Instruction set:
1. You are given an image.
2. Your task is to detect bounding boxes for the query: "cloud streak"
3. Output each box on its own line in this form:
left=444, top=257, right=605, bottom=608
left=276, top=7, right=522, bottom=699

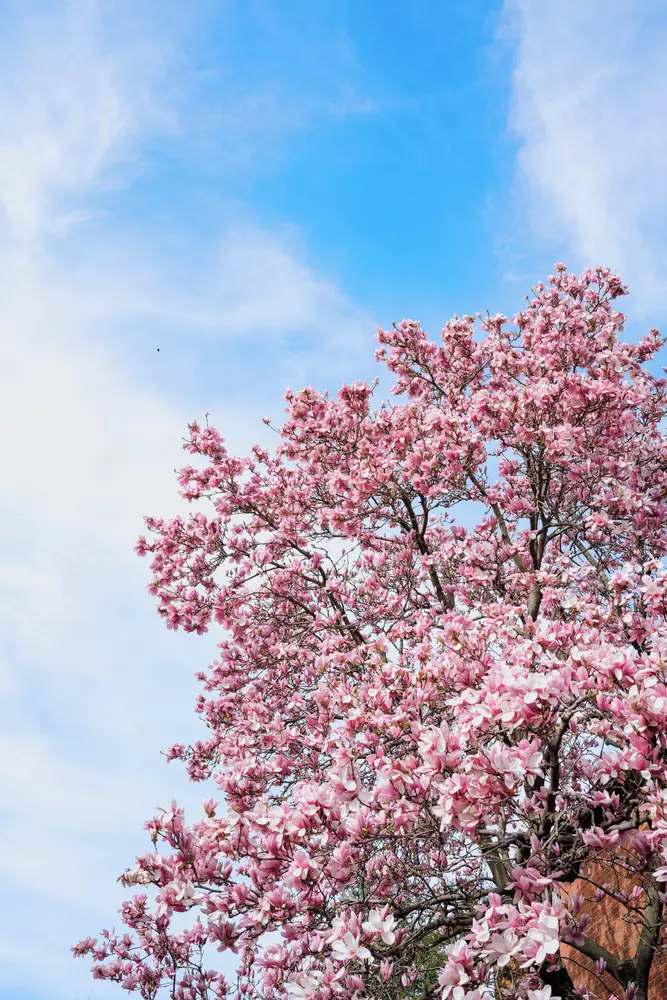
left=507, top=0, right=667, bottom=313
left=0, top=3, right=374, bottom=997
left=0, top=0, right=175, bottom=241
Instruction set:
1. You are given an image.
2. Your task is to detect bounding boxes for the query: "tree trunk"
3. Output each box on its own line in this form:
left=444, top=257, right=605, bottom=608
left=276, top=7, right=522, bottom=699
left=539, top=961, right=581, bottom=1000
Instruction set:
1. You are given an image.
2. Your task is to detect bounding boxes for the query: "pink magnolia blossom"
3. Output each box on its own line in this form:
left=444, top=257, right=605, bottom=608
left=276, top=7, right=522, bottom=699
left=361, top=907, right=396, bottom=945
left=438, top=960, right=470, bottom=998
left=528, top=989, right=559, bottom=1000
left=482, top=929, right=519, bottom=967
left=329, top=932, right=372, bottom=963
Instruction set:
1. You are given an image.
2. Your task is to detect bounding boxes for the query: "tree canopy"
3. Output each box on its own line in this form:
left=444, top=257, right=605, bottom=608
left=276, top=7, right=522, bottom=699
left=77, top=267, right=667, bottom=1000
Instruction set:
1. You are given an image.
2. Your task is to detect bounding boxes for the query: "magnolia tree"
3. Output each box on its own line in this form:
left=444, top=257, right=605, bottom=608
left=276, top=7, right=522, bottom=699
left=77, top=267, right=667, bottom=1000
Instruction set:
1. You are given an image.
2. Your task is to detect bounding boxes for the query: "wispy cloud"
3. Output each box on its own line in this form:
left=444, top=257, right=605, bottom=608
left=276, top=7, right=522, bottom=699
left=0, top=6, right=207, bottom=988
left=0, top=0, right=175, bottom=241
left=506, top=0, right=667, bottom=313
left=0, top=3, right=374, bottom=997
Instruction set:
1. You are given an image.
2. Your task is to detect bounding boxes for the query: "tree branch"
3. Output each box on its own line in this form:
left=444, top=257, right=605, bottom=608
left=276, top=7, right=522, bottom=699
left=633, top=875, right=663, bottom=991
left=563, top=935, right=627, bottom=987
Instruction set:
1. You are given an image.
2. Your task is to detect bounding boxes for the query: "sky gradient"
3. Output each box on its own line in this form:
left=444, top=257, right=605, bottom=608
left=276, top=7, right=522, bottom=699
left=2, top=2, right=667, bottom=998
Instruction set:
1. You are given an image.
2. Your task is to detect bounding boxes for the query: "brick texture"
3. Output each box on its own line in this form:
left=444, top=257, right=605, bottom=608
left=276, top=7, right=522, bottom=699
left=560, top=854, right=667, bottom=999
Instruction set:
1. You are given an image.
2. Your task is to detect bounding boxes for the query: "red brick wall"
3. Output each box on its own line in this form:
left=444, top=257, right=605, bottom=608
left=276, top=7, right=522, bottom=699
left=560, top=854, right=667, bottom=998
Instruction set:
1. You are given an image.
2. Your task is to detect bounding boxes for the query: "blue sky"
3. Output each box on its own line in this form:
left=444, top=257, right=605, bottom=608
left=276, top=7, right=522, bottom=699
left=2, top=1, right=667, bottom=998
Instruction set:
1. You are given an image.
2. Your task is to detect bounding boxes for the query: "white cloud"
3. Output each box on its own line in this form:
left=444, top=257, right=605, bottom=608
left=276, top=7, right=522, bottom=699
left=506, top=0, right=667, bottom=313
left=56, top=222, right=373, bottom=373
left=0, top=0, right=173, bottom=241
left=0, top=3, right=374, bottom=997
